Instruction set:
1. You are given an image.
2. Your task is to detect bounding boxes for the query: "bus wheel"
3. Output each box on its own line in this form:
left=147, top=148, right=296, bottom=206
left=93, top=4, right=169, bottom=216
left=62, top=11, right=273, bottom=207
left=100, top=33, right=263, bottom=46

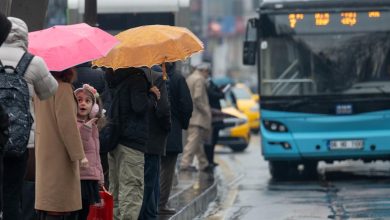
left=269, top=161, right=299, bottom=180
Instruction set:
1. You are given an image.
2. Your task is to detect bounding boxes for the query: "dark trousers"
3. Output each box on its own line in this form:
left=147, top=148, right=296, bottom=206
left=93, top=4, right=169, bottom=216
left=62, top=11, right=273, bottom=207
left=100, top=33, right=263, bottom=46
left=0, top=153, right=3, bottom=220
left=138, top=154, right=160, bottom=220
left=22, top=148, right=37, bottom=220
left=22, top=181, right=36, bottom=220
left=3, top=150, right=28, bottom=220
left=204, top=127, right=220, bottom=164
left=100, top=153, right=109, bottom=189
left=77, top=199, right=90, bottom=220
left=159, top=153, right=178, bottom=208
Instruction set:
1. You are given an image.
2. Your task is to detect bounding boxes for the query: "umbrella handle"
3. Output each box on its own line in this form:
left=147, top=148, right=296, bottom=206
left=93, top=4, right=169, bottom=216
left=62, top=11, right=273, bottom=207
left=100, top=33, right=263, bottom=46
left=162, top=62, right=167, bottom=80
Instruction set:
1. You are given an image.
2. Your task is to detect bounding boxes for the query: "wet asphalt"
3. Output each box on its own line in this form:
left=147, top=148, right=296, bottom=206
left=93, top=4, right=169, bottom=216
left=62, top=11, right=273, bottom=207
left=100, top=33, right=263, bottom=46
left=200, top=134, right=390, bottom=220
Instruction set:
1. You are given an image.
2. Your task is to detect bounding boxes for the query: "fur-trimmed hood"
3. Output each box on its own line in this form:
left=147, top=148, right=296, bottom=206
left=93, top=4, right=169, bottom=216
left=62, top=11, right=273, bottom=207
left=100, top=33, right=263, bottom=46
left=4, top=17, right=28, bottom=51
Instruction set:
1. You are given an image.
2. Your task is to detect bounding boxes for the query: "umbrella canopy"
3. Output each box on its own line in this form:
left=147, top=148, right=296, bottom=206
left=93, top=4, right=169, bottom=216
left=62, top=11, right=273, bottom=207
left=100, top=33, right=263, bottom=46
left=28, top=23, right=119, bottom=71
left=92, top=25, right=204, bottom=70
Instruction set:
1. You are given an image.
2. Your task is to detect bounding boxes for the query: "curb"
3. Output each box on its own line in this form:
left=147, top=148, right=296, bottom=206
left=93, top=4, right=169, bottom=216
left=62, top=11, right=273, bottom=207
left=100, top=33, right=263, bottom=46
left=168, top=173, right=218, bottom=220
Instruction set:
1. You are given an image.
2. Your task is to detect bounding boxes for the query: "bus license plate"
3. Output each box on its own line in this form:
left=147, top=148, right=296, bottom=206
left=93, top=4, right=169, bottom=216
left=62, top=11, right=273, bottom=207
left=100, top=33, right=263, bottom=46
left=329, top=140, right=363, bottom=150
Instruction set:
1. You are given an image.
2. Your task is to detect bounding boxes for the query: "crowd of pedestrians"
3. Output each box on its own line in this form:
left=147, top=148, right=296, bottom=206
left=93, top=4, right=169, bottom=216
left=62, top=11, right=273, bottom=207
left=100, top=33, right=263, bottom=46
left=0, top=14, right=225, bottom=220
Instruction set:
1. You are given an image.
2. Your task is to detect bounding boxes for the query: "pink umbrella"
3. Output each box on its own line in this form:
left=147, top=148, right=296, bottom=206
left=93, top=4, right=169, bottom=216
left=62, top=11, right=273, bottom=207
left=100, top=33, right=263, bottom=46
left=28, top=23, right=119, bottom=71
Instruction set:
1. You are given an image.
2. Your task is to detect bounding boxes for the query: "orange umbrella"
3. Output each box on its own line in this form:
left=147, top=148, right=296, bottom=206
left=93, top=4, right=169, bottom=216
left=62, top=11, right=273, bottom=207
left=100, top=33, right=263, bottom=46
left=92, top=25, right=203, bottom=78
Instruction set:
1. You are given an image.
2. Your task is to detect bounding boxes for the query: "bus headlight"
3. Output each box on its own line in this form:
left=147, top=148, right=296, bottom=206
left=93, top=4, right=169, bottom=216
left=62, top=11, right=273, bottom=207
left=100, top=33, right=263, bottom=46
left=263, top=120, right=288, bottom=132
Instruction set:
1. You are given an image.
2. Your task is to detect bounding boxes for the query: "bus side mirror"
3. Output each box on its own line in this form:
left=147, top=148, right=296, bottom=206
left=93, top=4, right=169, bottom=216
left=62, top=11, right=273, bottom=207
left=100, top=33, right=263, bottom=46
left=243, top=18, right=258, bottom=66
left=243, top=41, right=257, bottom=65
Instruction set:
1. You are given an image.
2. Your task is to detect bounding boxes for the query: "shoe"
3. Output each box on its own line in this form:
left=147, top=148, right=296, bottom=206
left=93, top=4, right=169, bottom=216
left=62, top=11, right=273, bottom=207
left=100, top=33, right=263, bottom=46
left=211, top=162, right=219, bottom=167
left=180, top=166, right=198, bottom=172
left=158, top=207, right=177, bottom=215
left=202, top=165, right=214, bottom=173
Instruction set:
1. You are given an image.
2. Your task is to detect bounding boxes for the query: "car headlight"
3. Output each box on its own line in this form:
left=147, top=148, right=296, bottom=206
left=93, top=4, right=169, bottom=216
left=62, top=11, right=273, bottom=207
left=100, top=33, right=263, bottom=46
left=223, top=117, right=247, bottom=127
left=263, top=120, right=288, bottom=132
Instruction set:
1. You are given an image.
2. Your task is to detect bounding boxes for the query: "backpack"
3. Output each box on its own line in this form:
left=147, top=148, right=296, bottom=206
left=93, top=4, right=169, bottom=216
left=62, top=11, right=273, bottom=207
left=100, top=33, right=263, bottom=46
left=0, top=52, right=34, bottom=157
left=99, top=81, right=127, bottom=153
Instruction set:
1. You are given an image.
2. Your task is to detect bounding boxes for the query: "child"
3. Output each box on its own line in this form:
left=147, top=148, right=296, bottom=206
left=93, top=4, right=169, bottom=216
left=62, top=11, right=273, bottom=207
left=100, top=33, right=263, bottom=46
left=74, top=84, right=105, bottom=220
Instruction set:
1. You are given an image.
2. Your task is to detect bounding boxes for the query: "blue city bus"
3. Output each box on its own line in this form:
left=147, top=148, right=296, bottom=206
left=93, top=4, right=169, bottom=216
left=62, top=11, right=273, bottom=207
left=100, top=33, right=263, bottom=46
left=243, top=0, right=390, bottom=179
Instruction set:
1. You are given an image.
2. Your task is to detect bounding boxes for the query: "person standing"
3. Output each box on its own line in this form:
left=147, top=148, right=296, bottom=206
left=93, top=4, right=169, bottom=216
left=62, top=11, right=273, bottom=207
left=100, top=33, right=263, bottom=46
left=0, top=12, right=12, bottom=220
left=74, top=84, right=105, bottom=220
left=204, top=73, right=225, bottom=167
left=73, top=62, right=111, bottom=188
left=34, top=68, right=88, bottom=220
left=0, top=17, right=58, bottom=220
left=106, top=68, right=157, bottom=220
left=180, top=63, right=212, bottom=172
left=139, top=68, right=171, bottom=220
left=158, top=63, right=193, bottom=215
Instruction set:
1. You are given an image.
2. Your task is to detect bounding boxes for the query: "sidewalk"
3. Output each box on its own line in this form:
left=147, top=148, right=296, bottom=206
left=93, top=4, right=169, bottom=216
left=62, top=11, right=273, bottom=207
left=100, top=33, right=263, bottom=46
left=159, top=170, right=217, bottom=220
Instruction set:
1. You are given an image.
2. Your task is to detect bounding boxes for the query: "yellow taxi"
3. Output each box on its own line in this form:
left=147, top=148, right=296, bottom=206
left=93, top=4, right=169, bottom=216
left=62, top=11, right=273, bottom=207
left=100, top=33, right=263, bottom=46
left=231, top=83, right=260, bottom=132
left=217, top=94, right=251, bottom=152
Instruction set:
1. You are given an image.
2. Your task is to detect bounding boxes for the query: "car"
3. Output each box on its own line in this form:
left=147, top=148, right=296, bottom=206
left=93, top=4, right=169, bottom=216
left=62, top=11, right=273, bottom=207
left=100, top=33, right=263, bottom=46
left=216, top=95, right=251, bottom=152
left=231, top=83, right=260, bottom=132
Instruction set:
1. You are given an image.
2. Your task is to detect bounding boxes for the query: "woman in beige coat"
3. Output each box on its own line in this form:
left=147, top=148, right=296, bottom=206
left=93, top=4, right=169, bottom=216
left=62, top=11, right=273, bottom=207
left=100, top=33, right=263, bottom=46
left=35, top=68, right=88, bottom=220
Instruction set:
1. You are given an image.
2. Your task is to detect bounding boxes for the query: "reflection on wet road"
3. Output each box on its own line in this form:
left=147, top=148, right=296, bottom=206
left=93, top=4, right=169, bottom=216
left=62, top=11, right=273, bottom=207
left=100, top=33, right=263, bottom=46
left=201, top=135, right=390, bottom=220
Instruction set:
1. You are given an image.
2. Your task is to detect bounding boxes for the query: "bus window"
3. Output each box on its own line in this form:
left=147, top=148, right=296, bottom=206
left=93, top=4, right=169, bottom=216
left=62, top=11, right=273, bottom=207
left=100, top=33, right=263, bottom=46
left=260, top=12, right=390, bottom=96
left=261, top=38, right=315, bottom=96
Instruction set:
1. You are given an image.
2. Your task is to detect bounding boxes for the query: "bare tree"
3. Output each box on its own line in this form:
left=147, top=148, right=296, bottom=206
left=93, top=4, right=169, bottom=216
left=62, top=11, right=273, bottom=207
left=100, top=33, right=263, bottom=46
left=0, top=0, right=12, bottom=16
left=84, top=0, right=97, bottom=26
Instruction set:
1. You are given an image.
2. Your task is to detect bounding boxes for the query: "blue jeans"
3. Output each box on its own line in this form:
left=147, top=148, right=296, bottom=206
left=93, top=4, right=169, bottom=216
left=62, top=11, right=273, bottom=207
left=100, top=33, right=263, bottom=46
left=138, top=154, right=160, bottom=220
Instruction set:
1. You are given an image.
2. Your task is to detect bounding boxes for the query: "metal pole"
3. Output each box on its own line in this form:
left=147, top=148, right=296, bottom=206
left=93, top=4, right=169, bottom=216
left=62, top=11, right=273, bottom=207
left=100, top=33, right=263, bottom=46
left=0, top=0, right=12, bottom=16
left=84, top=0, right=97, bottom=26
left=10, top=0, right=49, bottom=31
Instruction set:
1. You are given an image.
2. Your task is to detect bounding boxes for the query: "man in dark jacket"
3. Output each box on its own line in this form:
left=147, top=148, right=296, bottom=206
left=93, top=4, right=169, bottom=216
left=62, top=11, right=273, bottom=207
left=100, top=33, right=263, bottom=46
left=139, top=68, right=171, bottom=220
left=158, top=63, right=193, bottom=215
left=204, top=74, right=225, bottom=167
left=0, top=12, right=12, bottom=219
left=106, top=68, right=159, bottom=220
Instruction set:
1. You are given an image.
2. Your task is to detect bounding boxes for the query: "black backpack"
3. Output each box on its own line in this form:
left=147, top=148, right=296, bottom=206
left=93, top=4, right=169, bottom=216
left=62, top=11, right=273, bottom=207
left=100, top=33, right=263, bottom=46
left=0, top=104, right=9, bottom=152
left=0, top=52, right=34, bottom=157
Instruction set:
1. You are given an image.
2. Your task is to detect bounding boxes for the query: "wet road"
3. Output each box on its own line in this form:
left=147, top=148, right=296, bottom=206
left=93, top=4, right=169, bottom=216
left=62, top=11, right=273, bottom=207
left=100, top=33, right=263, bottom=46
left=201, top=134, right=390, bottom=220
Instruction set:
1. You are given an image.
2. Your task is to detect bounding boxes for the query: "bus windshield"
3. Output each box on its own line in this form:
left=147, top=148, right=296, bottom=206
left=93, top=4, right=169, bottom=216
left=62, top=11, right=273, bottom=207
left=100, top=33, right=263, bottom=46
left=259, top=11, right=390, bottom=97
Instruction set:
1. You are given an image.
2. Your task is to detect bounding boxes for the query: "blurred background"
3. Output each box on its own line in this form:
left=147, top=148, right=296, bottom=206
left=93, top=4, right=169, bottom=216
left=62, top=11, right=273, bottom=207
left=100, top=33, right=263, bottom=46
left=39, top=0, right=259, bottom=92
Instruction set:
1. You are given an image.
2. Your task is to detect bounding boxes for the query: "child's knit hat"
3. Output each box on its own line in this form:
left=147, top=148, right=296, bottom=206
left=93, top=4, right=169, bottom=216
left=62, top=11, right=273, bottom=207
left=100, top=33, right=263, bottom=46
left=74, top=84, right=99, bottom=103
